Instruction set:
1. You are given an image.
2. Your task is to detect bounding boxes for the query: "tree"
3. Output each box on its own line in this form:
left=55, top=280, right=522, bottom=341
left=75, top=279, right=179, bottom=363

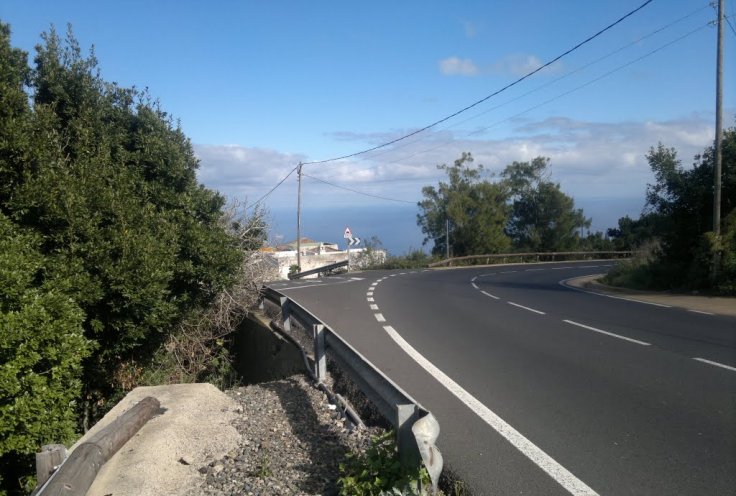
left=642, top=132, right=735, bottom=289
left=0, top=22, right=32, bottom=213
left=607, top=127, right=735, bottom=292
left=0, top=24, right=248, bottom=493
left=606, top=213, right=660, bottom=251
left=417, top=153, right=510, bottom=257
left=0, top=213, right=92, bottom=494
left=501, top=157, right=590, bottom=251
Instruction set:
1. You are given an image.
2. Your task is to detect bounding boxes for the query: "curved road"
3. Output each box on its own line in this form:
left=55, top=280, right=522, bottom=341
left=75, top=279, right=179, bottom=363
left=268, top=261, right=736, bottom=495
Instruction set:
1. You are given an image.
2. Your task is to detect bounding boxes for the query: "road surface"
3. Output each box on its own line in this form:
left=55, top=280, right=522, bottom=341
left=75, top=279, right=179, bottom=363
left=268, top=261, right=736, bottom=495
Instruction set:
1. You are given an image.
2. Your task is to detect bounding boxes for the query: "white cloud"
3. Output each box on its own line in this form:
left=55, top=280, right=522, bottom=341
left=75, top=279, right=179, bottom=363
left=193, top=113, right=723, bottom=219
left=438, top=57, right=479, bottom=76
left=194, top=144, right=305, bottom=203
left=490, top=53, right=562, bottom=77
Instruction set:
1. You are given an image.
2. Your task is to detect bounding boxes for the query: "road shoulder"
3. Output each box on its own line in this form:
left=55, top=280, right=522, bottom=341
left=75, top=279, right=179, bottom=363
left=565, top=274, right=736, bottom=317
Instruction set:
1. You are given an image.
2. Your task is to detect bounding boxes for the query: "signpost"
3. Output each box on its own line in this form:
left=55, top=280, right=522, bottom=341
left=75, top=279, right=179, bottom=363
left=344, top=227, right=361, bottom=271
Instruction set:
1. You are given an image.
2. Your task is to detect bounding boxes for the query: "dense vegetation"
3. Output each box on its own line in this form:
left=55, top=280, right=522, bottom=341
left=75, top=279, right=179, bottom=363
left=606, top=129, right=735, bottom=293
left=0, top=23, right=260, bottom=494
left=416, top=130, right=735, bottom=294
left=417, top=152, right=592, bottom=257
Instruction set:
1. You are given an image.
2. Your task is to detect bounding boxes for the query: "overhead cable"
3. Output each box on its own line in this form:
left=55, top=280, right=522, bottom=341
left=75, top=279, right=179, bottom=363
left=302, top=173, right=416, bottom=204
left=301, top=0, right=655, bottom=166
left=726, top=15, right=736, bottom=37
left=346, top=21, right=711, bottom=178
left=245, top=165, right=299, bottom=209
left=357, top=3, right=711, bottom=164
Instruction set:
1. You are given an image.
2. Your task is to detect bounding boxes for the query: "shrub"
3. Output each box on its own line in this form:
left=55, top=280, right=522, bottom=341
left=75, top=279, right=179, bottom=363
left=0, top=214, right=92, bottom=493
left=339, top=430, right=430, bottom=495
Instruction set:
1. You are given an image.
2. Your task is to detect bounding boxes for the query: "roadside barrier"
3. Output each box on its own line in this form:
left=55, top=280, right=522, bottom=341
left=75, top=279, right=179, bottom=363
left=261, top=286, right=442, bottom=491
left=429, top=250, right=635, bottom=267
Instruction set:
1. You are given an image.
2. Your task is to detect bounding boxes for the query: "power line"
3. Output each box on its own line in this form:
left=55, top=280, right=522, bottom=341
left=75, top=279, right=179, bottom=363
left=357, top=3, right=711, bottom=165
left=306, top=21, right=706, bottom=205
left=726, top=15, right=736, bottom=37
left=301, top=0, right=655, bottom=166
left=245, top=165, right=299, bottom=210
left=302, top=172, right=416, bottom=204
left=346, top=21, right=711, bottom=179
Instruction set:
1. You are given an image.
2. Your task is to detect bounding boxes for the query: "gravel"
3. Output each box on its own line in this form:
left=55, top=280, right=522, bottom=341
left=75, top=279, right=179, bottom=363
left=187, top=374, right=382, bottom=496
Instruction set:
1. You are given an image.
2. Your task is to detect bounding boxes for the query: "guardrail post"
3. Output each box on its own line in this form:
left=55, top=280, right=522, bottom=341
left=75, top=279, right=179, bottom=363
left=396, top=404, right=421, bottom=469
left=313, top=324, right=326, bottom=382
left=280, top=296, right=291, bottom=332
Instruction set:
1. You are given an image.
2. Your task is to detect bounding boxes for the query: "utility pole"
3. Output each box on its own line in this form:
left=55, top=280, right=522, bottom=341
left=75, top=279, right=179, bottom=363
left=712, top=0, right=724, bottom=282
left=296, top=163, right=303, bottom=273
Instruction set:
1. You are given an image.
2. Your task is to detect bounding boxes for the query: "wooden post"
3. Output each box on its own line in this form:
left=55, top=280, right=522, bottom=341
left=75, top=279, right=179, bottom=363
left=38, top=397, right=160, bottom=496
left=35, top=445, right=67, bottom=488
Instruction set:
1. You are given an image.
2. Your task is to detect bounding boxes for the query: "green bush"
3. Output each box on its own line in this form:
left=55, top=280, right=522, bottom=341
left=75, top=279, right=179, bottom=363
left=0, top=22, right=246, bottom=493
left=339, top=431, right=430, bottom=496
left=0, top=214, right=92, bottom=493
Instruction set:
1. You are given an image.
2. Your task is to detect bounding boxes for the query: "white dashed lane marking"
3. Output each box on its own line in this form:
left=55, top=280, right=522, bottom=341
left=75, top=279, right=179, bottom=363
left=693, top=358, right=736, bottom=372
left=563, top=320, right=651, bottom=346
left=508, top=301, right=546, bottom=315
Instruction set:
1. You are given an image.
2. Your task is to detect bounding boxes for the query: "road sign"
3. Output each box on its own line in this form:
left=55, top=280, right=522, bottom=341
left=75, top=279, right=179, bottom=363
left=344, top=227, right=352, bottom=239
left=348, top=237, right=361, bottom=246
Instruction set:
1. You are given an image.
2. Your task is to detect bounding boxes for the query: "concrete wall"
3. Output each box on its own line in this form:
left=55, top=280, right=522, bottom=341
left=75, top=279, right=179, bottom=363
left=231, top=316, right=304, bottom=384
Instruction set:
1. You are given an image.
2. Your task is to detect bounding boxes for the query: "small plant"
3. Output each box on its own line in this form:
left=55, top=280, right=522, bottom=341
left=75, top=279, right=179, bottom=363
left=254, top=451, right=273, bottom=478
left=339, top=431, right=430, bottom=495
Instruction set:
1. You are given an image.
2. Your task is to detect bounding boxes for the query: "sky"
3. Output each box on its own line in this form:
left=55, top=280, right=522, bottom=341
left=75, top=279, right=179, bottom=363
left=2, top=1, right=735, bottom=254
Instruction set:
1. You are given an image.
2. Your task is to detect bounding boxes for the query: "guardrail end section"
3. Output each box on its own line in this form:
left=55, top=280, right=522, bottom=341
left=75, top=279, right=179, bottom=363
left=412, top=412, right=443, bottom=493
left=397, top=404, right=421, bottom=470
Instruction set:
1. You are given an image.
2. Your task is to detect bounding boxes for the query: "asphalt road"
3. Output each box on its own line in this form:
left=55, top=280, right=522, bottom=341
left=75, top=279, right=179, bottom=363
left=268, top=261, right=736, bottom=495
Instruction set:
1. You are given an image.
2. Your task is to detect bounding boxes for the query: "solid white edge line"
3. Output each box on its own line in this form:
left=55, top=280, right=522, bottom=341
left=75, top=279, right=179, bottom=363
left=370, top=304, right=379, bottom=310
left=559, top=277, right=672, bottom=308
left=481, top=291, right=500, bottom=300
left=471, top=283, right=479, bottom=290
left=693, top=357, right=736, bottom=372
left=471, top=276, right=477, bottom=283
left=508, top=301, right=546, bottom=315
left=563, top=320, right=651, bottom=346
left=374, top=313, right=386, bottom=322
left=688, top=309, right=714, bottom=316
left=382, top=325, right=599, bottom=496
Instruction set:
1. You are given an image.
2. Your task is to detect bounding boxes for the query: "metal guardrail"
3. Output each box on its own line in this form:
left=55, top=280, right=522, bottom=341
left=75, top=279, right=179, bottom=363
left=429, top=250, right=635, bottom=267
left=261, top=286, right=442, bottom=490
left=288, top=260, right=348, bottom=279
